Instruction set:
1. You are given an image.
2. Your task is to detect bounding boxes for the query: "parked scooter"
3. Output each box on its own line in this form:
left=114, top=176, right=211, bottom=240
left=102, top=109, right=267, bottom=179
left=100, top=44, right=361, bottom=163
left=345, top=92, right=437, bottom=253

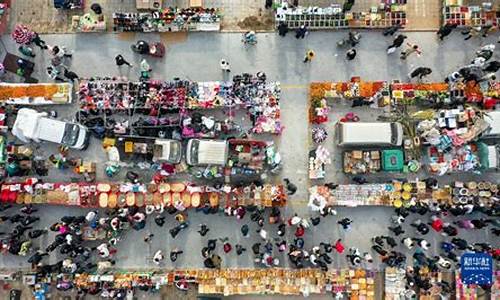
left=131, top=40, right=166, bottom=58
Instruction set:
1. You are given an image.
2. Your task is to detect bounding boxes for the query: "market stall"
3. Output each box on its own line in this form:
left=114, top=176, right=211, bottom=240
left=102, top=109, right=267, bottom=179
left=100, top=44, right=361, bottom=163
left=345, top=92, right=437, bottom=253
left=384, top=268, right=407, bottom=299
left=226, top=139, right=280, bottom=176
left=0, top=180, right=287, bottom=208
left=275, top=0, right=407, bottom=30
left=443, top=0, right=499, bottom=27
left=391, top=82, right=450, bottom=105
left=78, top=76, right=283, bottom=137
left=0, top=82, right=72, bottom=105
left=417, top=107, right=491, bottom=175
left=72, top=13, right=106, bottom=32
left=71, top=268, right=375, bottom=297
left=112, top=7, right=221, bottom=32
left=309, top=179, right=499, bottom=208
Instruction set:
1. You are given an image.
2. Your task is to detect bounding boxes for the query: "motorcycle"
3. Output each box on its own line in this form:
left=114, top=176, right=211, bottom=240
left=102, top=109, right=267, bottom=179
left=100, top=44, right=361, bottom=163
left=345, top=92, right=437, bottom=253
left=337, top=32, right=361, bottom=47
left=131, top=40, right=166, bottom=58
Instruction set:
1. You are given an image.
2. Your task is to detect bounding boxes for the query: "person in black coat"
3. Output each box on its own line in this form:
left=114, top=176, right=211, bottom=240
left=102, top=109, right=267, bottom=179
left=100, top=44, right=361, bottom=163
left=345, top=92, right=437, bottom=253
left=278, top=22, right=288, bottom=37
left=437, top=23, right=457, bottom=40
left=483, top=60, right=500, bottom=73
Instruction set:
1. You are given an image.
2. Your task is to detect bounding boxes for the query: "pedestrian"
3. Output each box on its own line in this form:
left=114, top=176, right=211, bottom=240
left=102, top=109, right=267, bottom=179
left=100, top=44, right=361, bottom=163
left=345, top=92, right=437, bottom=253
left=387, top=34, right=407, bottom=53
left=437, top=23, right=457, bottom=40
left=241, top=224, right=249, bottom=237
left=294, top=225, right=305, bottom=237
left=352, top=175, right=367, bottom=184
left=276, top=240, right=286, bottom=252
left=236, top=244, right=246, bottom=255
left=277, top=22, right=288, bottom=37
left=303, top=50, right=315, bottom=63
left=347, top=247, right=362, bottom=266
left=470, top=218, right=490, bottom=229
left=342, top=0, right=355, bottom=13
left=400, top=43, right=422, bottom=60
left=277, top=223, right=286, bottom=237
left=295, top=25, right=308, bottom=39
left=382, top=236, right=397, bottom=248
left=18, top=45, right=36, bottom=57
left=220, top=237, right=232, bottom=253
left=283, top=178, right=297, bottom=195
left=442, top=223, right=458, bottom=237
left=411, top=219, right=430, bottom=235
left=153, top=250, right=164, bottom=265
left=28, top=250, right=48, bottom=265
left=115, top=54, right=132, bottom=67
left=170, top=249, right=183, bottom=262
left=346, top=48, right=357, bottom=60
left=220, top=59, right=230, bottom=72
left=265, top=0, right=272, bottom=9
left=388, top=225, right=405, bottom=236
left=32, top=33, right=48, bottom=50
left=154, top=215, right=165, bottom=227
left=28, top=229, right=48, bottom=239
left=414, top=238, right=431, bottom=250
left=49, top=45, right=72, bottom=58
left=372, top=244, right=387, bottom=256
left=402, top=237, right=415, bottom=249
left=483, top=60, right=500, bottom=73
left=338, top=218, right=352, bottom=230
left=310, top=216, right=320, bottom=226
left=409, top=67, right=432, bottom=80
left=451, top=238, right=468, bottom=250
left=198, top=224, right=209, bottom=236
left=207, top=239, right=217, bottom=251
left=257, top=228, right=268, bottom=240
left=144, top=233, right=154, bottom=243
left=334, top=239, right=345, bottom=254
left=140, top=59, right=152, bottom=78
left=63, top=68, right=79, bottom=82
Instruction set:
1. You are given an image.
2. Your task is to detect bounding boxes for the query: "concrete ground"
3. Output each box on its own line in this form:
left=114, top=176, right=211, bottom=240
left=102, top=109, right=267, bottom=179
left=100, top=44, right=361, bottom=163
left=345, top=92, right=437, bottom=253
left=0, top=29, right=499, bottom=297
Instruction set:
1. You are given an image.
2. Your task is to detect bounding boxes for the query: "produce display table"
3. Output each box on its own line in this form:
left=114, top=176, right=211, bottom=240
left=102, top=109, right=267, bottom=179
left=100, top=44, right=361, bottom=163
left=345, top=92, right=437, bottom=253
left=0, top=82, right=72, bottom=105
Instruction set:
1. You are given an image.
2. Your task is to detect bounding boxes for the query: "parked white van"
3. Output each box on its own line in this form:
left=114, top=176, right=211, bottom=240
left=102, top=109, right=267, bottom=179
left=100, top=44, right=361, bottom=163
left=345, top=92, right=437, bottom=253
left=337, top=122, right=404, bottom=147
left=12, top=108, right=89, bottom=150
left=186, top=139, right=228, bottom=166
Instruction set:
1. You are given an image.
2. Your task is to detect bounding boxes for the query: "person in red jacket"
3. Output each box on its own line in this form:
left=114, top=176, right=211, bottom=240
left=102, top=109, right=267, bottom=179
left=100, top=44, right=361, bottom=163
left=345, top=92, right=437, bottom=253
left=429, top=215, right=443, bottom=232
left=334, top=239, right=345, bottom=254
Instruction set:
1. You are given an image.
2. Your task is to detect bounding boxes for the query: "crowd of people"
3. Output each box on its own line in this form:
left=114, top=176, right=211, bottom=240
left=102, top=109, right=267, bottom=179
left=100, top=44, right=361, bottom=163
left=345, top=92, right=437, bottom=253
left=0, top=173, right=497, bottom=297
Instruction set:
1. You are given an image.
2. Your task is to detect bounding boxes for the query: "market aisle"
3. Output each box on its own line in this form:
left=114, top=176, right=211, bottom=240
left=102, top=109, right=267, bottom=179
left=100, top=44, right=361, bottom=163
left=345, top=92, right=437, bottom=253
left=0, top=31, right=498, bottom=272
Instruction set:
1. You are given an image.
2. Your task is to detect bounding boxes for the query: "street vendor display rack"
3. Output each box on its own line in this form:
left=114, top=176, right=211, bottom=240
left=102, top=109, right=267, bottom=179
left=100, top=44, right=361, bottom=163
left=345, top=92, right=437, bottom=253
left=112, top=7, right=220, bottom=32
left=78, top=76, right=283, bottom=137
left=0, top=180, right=287, bottom=209
left=442, top=0, right=499, bottom=27
left=275, top=0, right=407, bottom=30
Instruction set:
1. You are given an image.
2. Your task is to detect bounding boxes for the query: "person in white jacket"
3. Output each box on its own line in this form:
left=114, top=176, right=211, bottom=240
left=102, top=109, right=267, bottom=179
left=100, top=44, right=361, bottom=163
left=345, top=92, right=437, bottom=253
left=153, top=250, right=164, bottom=265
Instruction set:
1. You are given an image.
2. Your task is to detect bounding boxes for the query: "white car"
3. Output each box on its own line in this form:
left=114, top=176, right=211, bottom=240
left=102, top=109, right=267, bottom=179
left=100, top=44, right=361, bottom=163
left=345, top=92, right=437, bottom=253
left=12, top=108, right=89, bottom=150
